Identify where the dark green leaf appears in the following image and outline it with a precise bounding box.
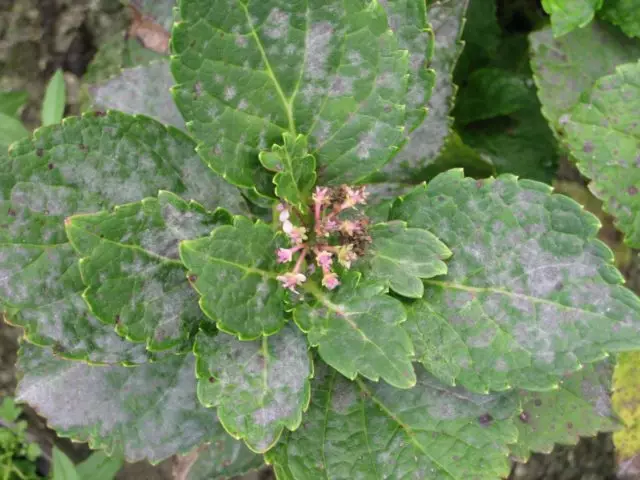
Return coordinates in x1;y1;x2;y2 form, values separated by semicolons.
391;169;640;393
52;447;79;480
259;133;315;212
509;362;620;461
563;61;640;248
541;0;603;37
359;221;451;298
65;192;230;352
295;274;415;389
172;0;408;187
0;91;29;117
267;363;519;480
180;217;285;339
195;326;311;453
42;70;66;127
16;344;224;463
600;0;640;38
0;111;245;363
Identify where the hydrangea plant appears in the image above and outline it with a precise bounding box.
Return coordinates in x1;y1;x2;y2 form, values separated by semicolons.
3;0;640;478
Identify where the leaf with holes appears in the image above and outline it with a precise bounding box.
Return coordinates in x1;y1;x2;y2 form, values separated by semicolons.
259;133;316;212
359;221;451;298
563;61;640;248
509;362;620;461
267;363;519;480
16;344;227;463
294;273;415;389
391;169;640;393
0;112;245;363
179;216;285;339
541;0;603;37
171;0;409;188
195;326;311;453
65;191;231;352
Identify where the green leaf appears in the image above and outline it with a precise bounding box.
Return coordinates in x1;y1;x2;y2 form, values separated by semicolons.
171;0;408;187
541;0;603;37
0;112;29;149
295;274;415;389
194;326;311;453
563;61;640;248
380;0;467;179
0;111;246;363
359;221;451;298
88;61;186;129
529;21;640;132
52;447;79;480
509;362;620;461
184;442;263;480
16;344;224;463
180;216;285;339
391;169;640;393
0;91;29;117
267;363;519;480
0;397;22;423
612;352;640;472
75;452;123;480
600;0;640;38
65;191;231;352
42;69;66;127
258;133;316;212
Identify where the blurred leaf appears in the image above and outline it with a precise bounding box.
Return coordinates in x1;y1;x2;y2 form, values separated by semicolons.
0;397;22;422
184;442;263;480
0;91;28;117
75;452;123;480
613;352;640;476
41;69;66;127
52;447;79;480
600;0;640;38
541;0;603;37
0;112;29;149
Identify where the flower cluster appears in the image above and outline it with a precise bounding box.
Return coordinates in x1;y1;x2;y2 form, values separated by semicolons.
275;185;371;292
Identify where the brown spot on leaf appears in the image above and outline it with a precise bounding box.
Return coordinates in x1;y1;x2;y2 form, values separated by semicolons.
188;274;197;283
48;163;54;170
208;376;215;383
628;186;638;196
7;208;16;217
478;413;493;426
534;398;543;407
519;411;530;423
583;141;594;153
36;148;44;157
567;422;573;429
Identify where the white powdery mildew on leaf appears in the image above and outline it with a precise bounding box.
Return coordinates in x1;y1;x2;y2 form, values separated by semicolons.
16;346;223;463
392;169;640;393
195;326;311;453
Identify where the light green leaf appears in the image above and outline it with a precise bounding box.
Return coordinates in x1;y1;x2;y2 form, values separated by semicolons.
295;274;415;389
171;0;409;187
563;61;640;248
52;447;79;480
65;192;231;352
391;169;640;393
0;397;22;423
0;91;29;117
195;326;311;453
75;452;123;480
600;0;640;38
42;69;66;127
359;221;451;298
258;133;316;212
179;216;285;339
267;363;519;480
88;61;185;129
541;0;603;37
529;20;640;132
509;362;620;461
381;0;467;179
612;352;640;473
184;442;264;480
0;112;29;149
16;344;224;463
0;111;245;363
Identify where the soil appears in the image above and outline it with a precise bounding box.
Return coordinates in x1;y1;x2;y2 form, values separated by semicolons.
1;1;639;479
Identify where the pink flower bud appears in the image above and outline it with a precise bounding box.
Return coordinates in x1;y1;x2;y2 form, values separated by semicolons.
339;220;361;236
279;209;290;222
282;220;294;234
312;186;330;205
277;272;307;292
341;186;369;209
276;247;295;264
288;226;308;244
322;272;340;290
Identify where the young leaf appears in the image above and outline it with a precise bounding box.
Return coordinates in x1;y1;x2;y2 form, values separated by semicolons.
0;112;29;149
541;0;603;37
563;61;640;248
16;344;224;463
0;112;245;362
294;274;415;389
88;61;186;129
65;192;231;352
380;0;467;179
52;447;79;480
600;0;640;38
171;0;408;187
0;90;29;117
612;352;640;476
41;69;66;126
391;169;640;393
181;442;263;480
194;326;311;453
258;133;316;212
267;364;519;480
75;451;123;480
359;221;451;298
529;20;640;132
509;362;620;461
180;216;285;339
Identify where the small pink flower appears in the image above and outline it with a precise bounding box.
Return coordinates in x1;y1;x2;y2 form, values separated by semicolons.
322;272;340;290
313;186;331;205
277;247;297;264
341;186;369;209
282;220;294;234
288;226;308;244
339;220;361;236
316;250;333;269
279;208;290;222
337;244;358;269
276;203;287;212
277;272;307;292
